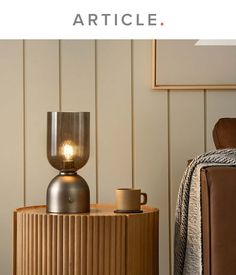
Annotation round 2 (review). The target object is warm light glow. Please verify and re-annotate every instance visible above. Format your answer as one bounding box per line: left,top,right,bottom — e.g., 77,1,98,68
63,144,74,160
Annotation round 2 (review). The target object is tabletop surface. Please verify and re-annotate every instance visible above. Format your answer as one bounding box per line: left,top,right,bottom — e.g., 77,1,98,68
15,204,158,216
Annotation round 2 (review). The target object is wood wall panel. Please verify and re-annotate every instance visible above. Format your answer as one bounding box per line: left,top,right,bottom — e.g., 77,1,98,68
24,40,59,205
169,91,205,271
96,40,133,203
0,41,24,275
206,91,236,151
133,40,169,275
60,40,96,203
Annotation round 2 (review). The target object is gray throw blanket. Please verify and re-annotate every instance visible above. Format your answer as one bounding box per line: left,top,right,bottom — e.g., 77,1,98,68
174,149,236,275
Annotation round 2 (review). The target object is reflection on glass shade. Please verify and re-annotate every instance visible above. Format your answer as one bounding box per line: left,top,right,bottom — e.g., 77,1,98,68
47,112,90,172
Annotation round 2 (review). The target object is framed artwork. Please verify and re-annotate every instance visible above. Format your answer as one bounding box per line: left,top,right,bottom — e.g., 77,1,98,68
152,40,236,90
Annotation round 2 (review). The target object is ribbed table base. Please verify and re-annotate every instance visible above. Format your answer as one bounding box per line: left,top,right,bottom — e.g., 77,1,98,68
13,205,159,275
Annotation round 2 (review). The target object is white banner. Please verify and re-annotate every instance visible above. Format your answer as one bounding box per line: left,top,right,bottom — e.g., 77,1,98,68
0,0,235,38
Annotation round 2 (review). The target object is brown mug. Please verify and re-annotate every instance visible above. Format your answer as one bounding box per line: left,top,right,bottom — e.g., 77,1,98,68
115,188,147,213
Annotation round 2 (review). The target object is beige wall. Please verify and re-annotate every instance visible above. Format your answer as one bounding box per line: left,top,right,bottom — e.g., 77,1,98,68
1,40,236,275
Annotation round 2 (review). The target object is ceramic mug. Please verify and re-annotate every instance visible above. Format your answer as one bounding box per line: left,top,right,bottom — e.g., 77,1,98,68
115,188,147,213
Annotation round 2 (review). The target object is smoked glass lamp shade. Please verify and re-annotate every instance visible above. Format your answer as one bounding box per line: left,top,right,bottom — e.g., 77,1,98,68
46,112,90,214
47,112,90,172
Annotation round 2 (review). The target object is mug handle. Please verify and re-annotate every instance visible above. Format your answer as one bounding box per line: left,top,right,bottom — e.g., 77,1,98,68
140,192,147,205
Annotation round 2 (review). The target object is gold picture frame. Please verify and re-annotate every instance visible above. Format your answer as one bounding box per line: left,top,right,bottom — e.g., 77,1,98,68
152,40,236,90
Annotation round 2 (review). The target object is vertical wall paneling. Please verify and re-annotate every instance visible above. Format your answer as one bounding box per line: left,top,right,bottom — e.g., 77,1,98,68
60,40,96,203
0,41,24,275
4,40,236,275
206,91,236,151
133,40,169,275
97,40,132,203
24,40,60,205
169,91,205,270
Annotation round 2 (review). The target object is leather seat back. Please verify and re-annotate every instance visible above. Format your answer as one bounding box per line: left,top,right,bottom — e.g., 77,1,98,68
213,118,236,149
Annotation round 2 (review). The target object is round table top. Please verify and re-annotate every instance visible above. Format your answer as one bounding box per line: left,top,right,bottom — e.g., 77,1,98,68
15,204,158,216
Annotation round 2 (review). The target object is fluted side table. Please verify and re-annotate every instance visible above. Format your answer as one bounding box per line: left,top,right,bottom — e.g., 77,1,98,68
13,204,159,275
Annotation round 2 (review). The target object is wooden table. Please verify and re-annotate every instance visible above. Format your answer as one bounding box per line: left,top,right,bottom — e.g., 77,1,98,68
13,204,159,275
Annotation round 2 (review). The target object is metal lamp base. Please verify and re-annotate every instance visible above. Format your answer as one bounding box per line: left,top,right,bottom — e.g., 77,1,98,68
46,172,90,213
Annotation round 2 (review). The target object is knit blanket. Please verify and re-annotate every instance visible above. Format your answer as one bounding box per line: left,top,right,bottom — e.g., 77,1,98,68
174,149,236,275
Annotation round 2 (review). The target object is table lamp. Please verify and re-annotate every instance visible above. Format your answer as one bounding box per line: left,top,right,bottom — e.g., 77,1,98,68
46,112,90,213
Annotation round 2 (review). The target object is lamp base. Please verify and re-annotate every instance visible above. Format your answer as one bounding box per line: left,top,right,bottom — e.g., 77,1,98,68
46,172,90,213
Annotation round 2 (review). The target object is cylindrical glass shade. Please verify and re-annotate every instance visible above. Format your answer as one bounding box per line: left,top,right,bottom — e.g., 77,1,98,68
47,112,90,172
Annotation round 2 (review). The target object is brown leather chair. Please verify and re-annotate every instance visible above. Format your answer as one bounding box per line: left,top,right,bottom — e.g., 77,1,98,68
212,118,236,149
201,118,236,275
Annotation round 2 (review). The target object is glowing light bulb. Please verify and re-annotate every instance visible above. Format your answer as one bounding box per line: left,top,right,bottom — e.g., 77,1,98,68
63,144,74,160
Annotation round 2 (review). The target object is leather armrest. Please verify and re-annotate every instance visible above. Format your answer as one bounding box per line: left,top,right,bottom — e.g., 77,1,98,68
201,166,236,275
